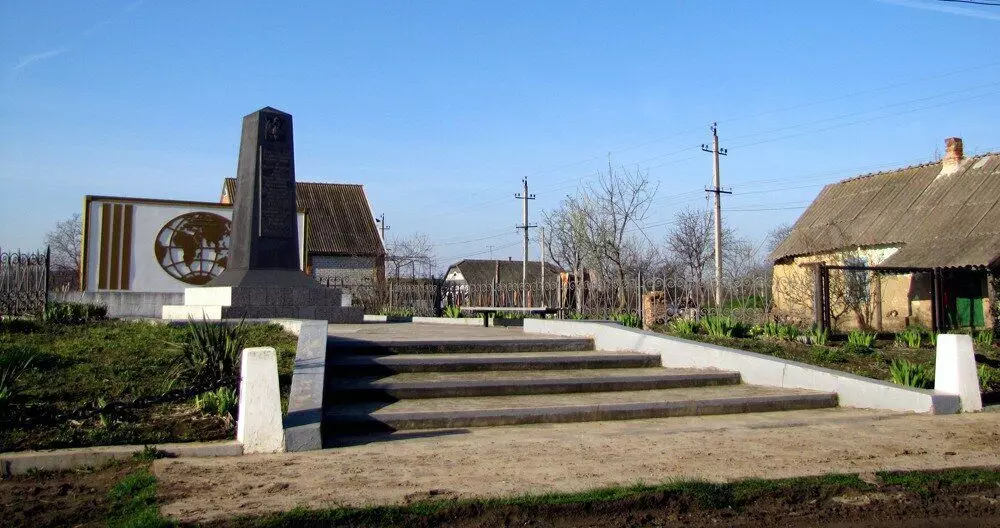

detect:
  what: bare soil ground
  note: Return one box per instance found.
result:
[0,462,137,528]
[155,408,1000,524]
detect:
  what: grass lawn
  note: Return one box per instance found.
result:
[0,320,298,452]
[652,324,1000,401]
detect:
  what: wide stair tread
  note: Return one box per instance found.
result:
[327,350,661,374]
[327,367,737,400]
[327,337,595,355]
[324,385,838,431]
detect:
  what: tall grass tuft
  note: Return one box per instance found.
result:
[195,387,238,418]
[847,330,877,348]
[889,359,934,389]
[443,304,462,318]
[669,318,699,335]
[975,329,995,348]
[894,327,923,349]
[612,312,642,329]
[0,347,35,408]
[171,319,248,390]
[700,316,746,338]
[809,325,829,346]
[42,302,107,324]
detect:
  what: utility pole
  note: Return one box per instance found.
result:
[701,123,730,307]
[540,227,546,307]
[514,177,536,307]
[375,213,390,242]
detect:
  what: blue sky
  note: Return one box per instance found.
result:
[2,0,998,268]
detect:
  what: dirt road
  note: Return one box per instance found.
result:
[155,408,1000,524]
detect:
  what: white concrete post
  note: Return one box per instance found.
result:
[934,334,982,412]
[237,347,286,453]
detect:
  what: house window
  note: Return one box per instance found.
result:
[844,256,870,306]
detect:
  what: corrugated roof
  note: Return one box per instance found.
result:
[223,178,384,257]
[769,153,1000,268]
[447,259,564,284]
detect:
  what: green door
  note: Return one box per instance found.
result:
[947,271,986,329]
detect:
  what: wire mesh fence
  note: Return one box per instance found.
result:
[0,249,49,316]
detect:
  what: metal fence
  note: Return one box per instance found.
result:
[324,275,776,325]
[0,249,49,316]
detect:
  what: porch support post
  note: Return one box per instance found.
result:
[930,268,942,332]
[987,267,998,329]
[812,264,824,331]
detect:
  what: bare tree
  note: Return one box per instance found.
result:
[665,207,714,292]
[45,213,82,290]
[765,223,794,254]
[543,198,591,309]
[576,160,658,309]
[387,233,436,280]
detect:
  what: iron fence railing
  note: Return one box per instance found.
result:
[0,248,49,316]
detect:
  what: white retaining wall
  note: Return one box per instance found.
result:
[523,319,962,414]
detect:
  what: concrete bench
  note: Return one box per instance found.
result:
[460,306,560,327]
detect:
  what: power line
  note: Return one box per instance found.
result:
[938,0,1000,6]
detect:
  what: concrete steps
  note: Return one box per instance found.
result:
[326,351,661,376]
[326,337,594,356]
[321,334,838,439]
[326,368,739,401]
[324,385,838,433]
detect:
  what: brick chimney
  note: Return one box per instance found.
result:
[938,137,964,178]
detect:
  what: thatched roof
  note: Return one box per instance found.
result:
[446,259,564,284]
[223,178,384,257]
[769,152,1000,269]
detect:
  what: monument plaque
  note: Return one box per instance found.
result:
[258,149,294,238]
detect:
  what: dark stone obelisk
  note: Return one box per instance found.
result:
[209,107,315,288]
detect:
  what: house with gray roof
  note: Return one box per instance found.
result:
[769,138,998,331]
[222,178,385,286]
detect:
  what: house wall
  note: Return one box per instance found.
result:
[771,246,923,331]
[311,255,382,286]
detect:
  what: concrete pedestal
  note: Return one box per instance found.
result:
[935,334,983,412]
[237,347,285,454]
[162,284,362,322]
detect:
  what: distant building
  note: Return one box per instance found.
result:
[222,178,385,286]
[442,258,563,307]
[769,138,998,331]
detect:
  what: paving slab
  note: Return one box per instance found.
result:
[155,409,1000,524]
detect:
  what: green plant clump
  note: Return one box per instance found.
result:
[195,387,238,418]
[700,316,746,338]
[979,364,999,391]
[894,327,924,349]
[809,325,829,346]
[839,343,874,356]
[379,307,414,318]
[889,358,934,389]
[612,312,641,329]
[0,346,35,408]
[975,329,995,348]
[42,302,107,325]
[171,319,248,391]
[668,318,699,335]
[443,304,462,318]
[847,330,877,348]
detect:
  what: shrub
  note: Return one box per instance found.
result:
[379,307,413,318]
[809,325,829,346]
[700,316,746,338]
[0,347,35,408]
[42,302,107,324]
[612,312,641,329]
[847,330,877,348]
[669,318,699,335]
[195,387,238,418]
[443,305,462,318]
[171,319,248,390]
[975,329,995,348]
[889,359,934,389]
[810,346,846,363]
[894,327,923,349]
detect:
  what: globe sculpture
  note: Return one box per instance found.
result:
[154,212,232,285]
